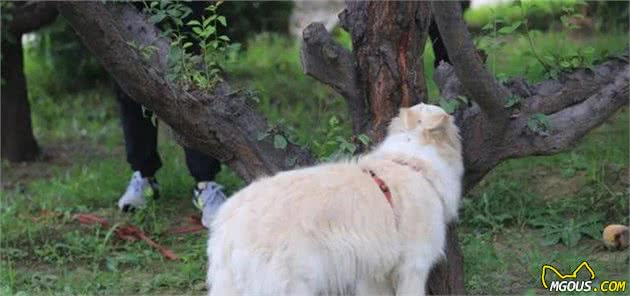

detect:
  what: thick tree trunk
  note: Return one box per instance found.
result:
[427,224,465,295]
[304,2,466,293]
[343,1,432,141]
[1,36,40,162]
[1,2,58,162]
[302,1,432,138]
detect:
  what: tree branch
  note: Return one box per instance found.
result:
[431,1,510,126]
[300,22,366,134]
[434,53,629,191]
[511,56,629,158]
[7,2,58,35]
[57,2,314,182]
[526,54,629,114]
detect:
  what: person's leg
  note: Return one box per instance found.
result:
[184,147,221,183]
[429,19,451,68]
[116,85,162,177]
[116,84,161,211]
[429,1,470,68]
[185,148,226,228]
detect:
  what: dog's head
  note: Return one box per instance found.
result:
[388,103,462,155]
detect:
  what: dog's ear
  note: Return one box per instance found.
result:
[399,107,417,129]
[427,114,449,132]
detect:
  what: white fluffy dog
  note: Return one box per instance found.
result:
[207,103,463,296]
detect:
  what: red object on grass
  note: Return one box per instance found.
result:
[73,213,179,260]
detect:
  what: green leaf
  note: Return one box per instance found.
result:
[562,229,582,248]
[217,16,227,27]
[148,13,166,24]
[561,167,576,178]
[173,17,183,27]
[357,134,371,146]
[273,135,288,150]
[105,257,119,272]
[527,113,551,135]
[285,156,297,167]
[192,27,204,36]
[341,142,357,154]
[439,98,460,114]
[456,95,469,104]
[504,95,521,108]
[571,57,581,68]
[497,21,521,34]
[256,132,269,141]
[541,235,560,246]
[582,47,595,55]
[202,17,212,28]
[328,116,339,127]
[168,8,182,18]
[580,224,603,240]
[186,20,201,26]
[481,22,495,31]
[218,35,230,42]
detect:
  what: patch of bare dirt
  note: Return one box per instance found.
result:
[1,138,122,191]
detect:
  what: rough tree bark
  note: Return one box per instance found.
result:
[57,2,314,182]
[303,2,432,139]
[1,2,58,162]
[58,1,628,294]
[302,2,465,293]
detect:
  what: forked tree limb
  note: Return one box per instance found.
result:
[515,60,629,157]
[526,56,629,114]
[431,1,510,128]
[434,52,629,190]
[57,2,315,182]
[300,22,366,134]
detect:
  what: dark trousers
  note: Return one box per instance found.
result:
[115,85,221,182]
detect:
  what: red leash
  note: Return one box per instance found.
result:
[365,170,393,207]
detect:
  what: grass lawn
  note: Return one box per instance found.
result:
[1,25,628,295]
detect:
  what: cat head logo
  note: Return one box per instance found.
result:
[541,261,596,290]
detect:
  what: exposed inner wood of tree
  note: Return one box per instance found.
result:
[57,2,628,294]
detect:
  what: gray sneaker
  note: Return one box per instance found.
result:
[193,181,227,228]
[118,171,159,212]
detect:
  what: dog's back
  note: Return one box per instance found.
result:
[208,161,446,295]
[208,103,461,296]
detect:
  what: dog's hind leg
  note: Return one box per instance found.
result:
[208,270,239,296]
[393,263,430,296]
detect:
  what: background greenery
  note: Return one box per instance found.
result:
[2,1,628,295]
